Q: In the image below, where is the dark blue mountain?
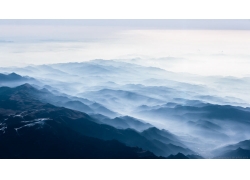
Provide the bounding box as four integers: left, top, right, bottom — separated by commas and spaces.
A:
0, 84, 159, 159
0, 114, 158, 159
0, 72, 23, 81
212, 139, 250, 157
88, 102, 119, 118
167, 153, 204, 159
140, 127, 195, 156
63, 100, 94, 114
137, 103, 250, 123
0, 84, 195, 158
0, 73, 37, 86
141, 127, 185, 147
215, 148, 250, 159
166, 153, 189, 159
0, 82, 118, 118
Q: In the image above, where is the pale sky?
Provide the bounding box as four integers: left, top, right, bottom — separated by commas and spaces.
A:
0, 20, 250, 77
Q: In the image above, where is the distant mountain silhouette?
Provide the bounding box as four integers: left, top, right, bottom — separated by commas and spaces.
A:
88, 102, 119, 118
78, 88, 164, 114
137, 103, 250, 123
166, 152, 203, 159
141, 127, 185, 147
187, 120, 222, 131
136, 102, 250, 145
186, 120, 228, 141
90, 114, 153, 131
166, 153, 189, 159
215, 148, 250, 159
212, 139, 250, 157
63, 100, 94, 114
186, 154, 204, 159
0, 73, 37, 86
0, 72, 23, 81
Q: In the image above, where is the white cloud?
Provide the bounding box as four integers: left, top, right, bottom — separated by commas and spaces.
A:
1, 27, 250, 77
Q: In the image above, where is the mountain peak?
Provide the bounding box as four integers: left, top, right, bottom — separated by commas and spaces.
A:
9, 72, 20, 76
236, 147, 244, 151
0, 72, 22, 81
146, 127, 159, 131
167, 153, 189, 159
16, 83, 37, 91
19, 83, 33, 88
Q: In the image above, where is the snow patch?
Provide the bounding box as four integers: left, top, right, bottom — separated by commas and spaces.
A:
14, 118, 52, 134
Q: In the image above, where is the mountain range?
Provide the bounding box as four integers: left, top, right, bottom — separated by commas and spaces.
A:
1, 59, 250, 158
0, 83, 197, 158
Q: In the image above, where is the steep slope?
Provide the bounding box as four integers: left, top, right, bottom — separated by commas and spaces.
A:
63, 100, 94, 114
141, 127, 185, 147
0, 84, 194, 158
0, 83, 118, 118
88, 102, 119, 118
90, 114, 153, 131
141, 127, 194, 156
212, 139, 250, 157
0, 84, 159, 159
0, 114, 157, 159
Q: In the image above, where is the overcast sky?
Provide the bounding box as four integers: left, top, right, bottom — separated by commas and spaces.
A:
1, 19, 250, 29
0, 20, 250, 77
0, 20, 250, 42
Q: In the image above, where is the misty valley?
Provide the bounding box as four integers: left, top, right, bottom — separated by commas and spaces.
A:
1, 59, 250, 159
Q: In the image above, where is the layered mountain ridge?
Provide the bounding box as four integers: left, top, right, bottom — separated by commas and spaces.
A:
1, 59, 250, 158
0, 83, 197, 158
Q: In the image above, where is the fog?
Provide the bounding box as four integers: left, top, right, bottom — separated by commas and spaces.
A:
1, 25, 250, 77
2, 59, 250, 157
1, 20, 250, 158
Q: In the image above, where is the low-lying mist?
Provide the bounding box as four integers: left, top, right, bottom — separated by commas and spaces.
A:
1, 59, 250, 158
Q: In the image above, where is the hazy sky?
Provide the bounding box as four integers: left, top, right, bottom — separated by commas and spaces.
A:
0, 20, 250, 77
1, 19, 250, 30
